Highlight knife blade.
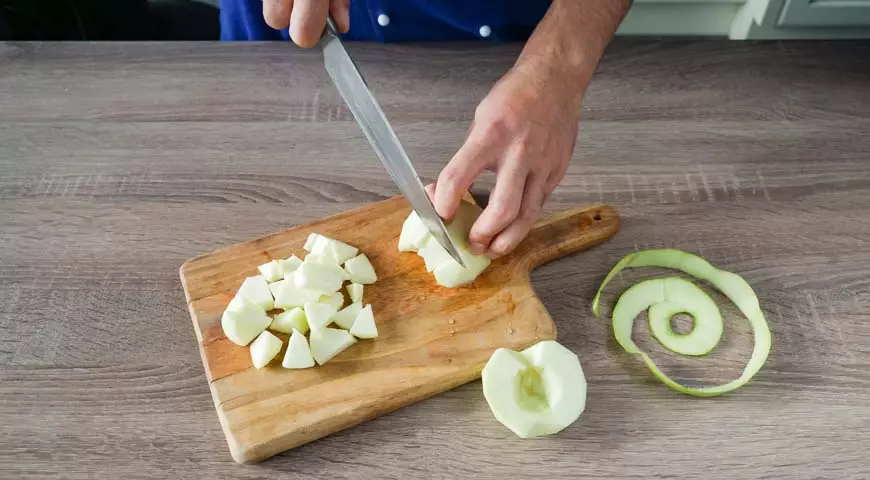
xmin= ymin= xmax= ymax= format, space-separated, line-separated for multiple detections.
xmin=319 ymin=18 xmax=465 ymax=267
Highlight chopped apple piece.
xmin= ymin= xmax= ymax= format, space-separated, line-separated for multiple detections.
xmin=309 ymin=327 xmax=356 ymax=365
xmin=310 ymin=235 xmax=359 ymax=264
xmin=294 ymin=261 xmax=345 ymax=294
xmin=331 ymin=302 xmax=362 ymax=330
xmin=303 ymin=233 xmax=321 ymax=251
xmin=226 ymin=294 xmax=257 ymax=313
xmin=398 ymin=201 xmax=491 ymax=288
xmin=398 ymin=211 xmax=430 ymax=252
xmin=349 ymin=304 xmax=378 ymax=339
xmin=304 ymin=301 xmax=339 ymax=333
xmin=347 ymin=283 xmax=363 ymax=303
xmin=267 ymin=279 xmax=285 ymax=298
xmin=304 ymin=252 xmax=338 ymax=266
xmin=282 ymin=329 xmax=315 ymax=369
xmin=257 ymin=260 xmax=283 ymax=282
xmin=221 ymin=303 xmax=272 ymax=346
xmin=274 ymin=280 xmax=322 ymax=309
xmin=250 ymin=330 xmax=282 ymax=369
xmin=237 ymin=275 xmax=274 ymax=310
xmin=320 ymin=291 xmax=345 ymax=311
xmin=344 ymin=254 xmax=377 ymax=284
xmin=270 ymin=307 xmax=309 ymax=334
xmin=481 ymin=340 xmax=587 ymax=438
xmin=278 ymin=255 xmax=302 ymax=275
xmin=418 ymin=237 xmax=455 ymax=273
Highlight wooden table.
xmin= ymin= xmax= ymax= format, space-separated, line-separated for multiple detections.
xmin=2 ymin=40 xmax=869 ymax=479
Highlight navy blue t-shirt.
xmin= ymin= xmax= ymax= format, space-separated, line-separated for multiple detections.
xmin=221 ymin=0 xmax=551 ymax=42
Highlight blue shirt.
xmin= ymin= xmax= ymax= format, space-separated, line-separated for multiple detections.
xmin=220 ymin=0 xmax=551 ymax=42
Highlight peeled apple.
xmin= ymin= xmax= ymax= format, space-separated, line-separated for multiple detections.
xmin=399 ymin=201 xmax=490 ymax=288
xmin=482 ymin=341 xmax=587 ymax=438
xmin=593 ymin=249 xmax=772 ymax=396
xmin=319 ymin=291 xmax=345 ymax=311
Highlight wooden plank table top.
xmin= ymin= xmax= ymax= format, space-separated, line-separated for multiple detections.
xmin=1 ymin=40 xmax=869 ymax=479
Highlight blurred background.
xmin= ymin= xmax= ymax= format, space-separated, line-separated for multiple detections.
xmin=2 ymin=0 xmax=869 ymax=41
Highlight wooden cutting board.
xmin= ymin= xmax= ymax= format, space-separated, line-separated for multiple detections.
xmin=180 ymin=196 xmax=619 ymax=463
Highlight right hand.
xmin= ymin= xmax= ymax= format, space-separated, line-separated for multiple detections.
xmin=263 ymin=0 xmax=350 ymax=47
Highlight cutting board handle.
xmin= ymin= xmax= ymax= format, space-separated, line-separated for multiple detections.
xmin=508 ymin=204 xmax=620 ymax=271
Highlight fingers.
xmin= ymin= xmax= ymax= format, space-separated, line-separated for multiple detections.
xmin=289 ymin=0 xmax=330 ymax=47
xmin=433 ymin=129 xmax=493 ymax=223
xmin=330 ymin=0 xmax=350 ymax=33
xmin=263 ymin=0 xmax=293 ymax=30
xmin=468 ymin=154 xmax=527 ymax=254
xmin=487 ymin=172 xmax=548 ymax=258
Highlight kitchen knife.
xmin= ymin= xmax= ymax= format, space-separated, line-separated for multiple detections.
xmin=319 ymin=18 xmax=466 ymax=268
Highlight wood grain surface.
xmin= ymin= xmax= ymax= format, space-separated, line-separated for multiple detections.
xmin=181 ymin=198 xmax=617 ymax=463
xmin=2 ymin=40 xmax=870 ymax=479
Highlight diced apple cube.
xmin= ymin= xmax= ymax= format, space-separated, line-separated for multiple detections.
xmin=294 ymin=261 xmax=345 ymax=293
xmin=344 ymin=254 xmax=377 ymax=284
xmin=331 ymin=302 xmax=362 ymax=330
xmin=418 ymin=237 xmax=455 ymax=273
xmin=310 ymin=235 xmax=359 ymax=264
xmin=303 ymin=233 xmax=321 ymax=251
xmin=304 ymin=301 xmax=339 ymax=333
xmin=257 ymin=260 xmax=284 ymax=282
xmin=282 ymin=329 xmax=315 ymax=369
xmin=250 ymin=330 xmax=282 ymax=369
xmin=349 ymin=304 xmax=378 ymax=339
xmin=347 ymin=283 xmax=363 ymax=303
xmin=278 ymin=255 xmax=302 ymax=275
xmin=270 ymin=307 xmax=309 ymax=334
xmin=398 ymin=211 xmax=430 ymax=252
xmin=237 ymin=275 xmax=274 ymax=310
xmin=221 ymin=303 xmax=271 ymax=346
xmin=309 ymin=327 xmax=356 ymax=365
xmin=268 ymin=279 xmax=285 ymax=298
xmin=274 ymin=280 xmax=323 ymax=309
xmin=319 ymin=291 xmax=345 ymax=311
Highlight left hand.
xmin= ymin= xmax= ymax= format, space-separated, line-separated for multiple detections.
xmin=428 ymin=65 xmax=585 ymax=259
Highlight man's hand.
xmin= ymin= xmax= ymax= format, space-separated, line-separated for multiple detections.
xmin=429 ymin=65 xmax=580 ymax=259
xmin=430 ymin=0 xmax=630 ymax=259
xmin=262 ymin=0 xmax=350 ymax=47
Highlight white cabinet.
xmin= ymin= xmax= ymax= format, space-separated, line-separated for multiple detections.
xmin=614 ymin=0 xmax=870 ymax=38
xmin=730 ymin=0 xmax=870 ymax=38
xmin=778 ymin=0 xmax=870 ymax=27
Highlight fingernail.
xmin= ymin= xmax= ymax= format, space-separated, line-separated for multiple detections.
xmin=469 ymin=243 xmax=486 ymax=255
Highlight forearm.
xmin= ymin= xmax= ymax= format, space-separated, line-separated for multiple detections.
xmin=514 ymin=0 xmax=631 ymax=105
